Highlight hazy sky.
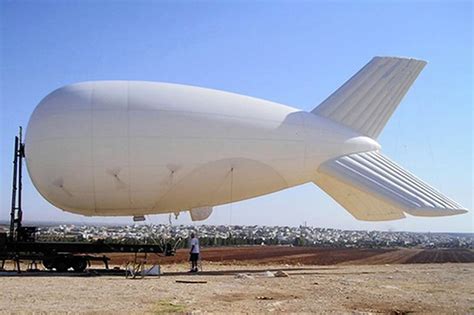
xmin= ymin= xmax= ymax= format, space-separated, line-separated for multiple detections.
xmin=1 ymin=0 xmax=472 ymax=232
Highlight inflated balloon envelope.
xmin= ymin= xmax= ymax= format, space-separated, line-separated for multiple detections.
xmin=25 ymin=56 xmax=468 ymax=221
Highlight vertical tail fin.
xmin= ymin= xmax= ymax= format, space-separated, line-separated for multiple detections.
xmin=312 ymin=56 xmax=427 ymax=139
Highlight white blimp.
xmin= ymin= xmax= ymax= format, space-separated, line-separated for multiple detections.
xmin=25 ymin=56 xmax=468 ymax=222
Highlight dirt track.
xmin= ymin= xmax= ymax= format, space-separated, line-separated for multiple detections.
xmin=106 ymin=246 xmax=474 ymax=266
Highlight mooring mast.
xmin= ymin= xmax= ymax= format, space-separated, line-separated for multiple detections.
xmin=9 ymin=127 xmax=25 ymax=242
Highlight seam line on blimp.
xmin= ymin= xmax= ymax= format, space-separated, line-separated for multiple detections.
xmin=367 ymin=60 xmax=421 ymax=137
xmin=132 ymin=108 xmax=303 ymax=126
xmin=338 ymin=155 xmax=426 ymax=208
xmin=374 ymin=152 xmax=462 ymax=209
xmin=330 ymin=159 xmax=418 ymax=208
xmin=151 ymin=160 xmax=290 ymax=212
xmin=150 ymin=161 xmax=209 ymax=211
xmin=351 ymin=153 xmax=437 ymax=208
xmin=69 ymin=80 xmax=301 ymax=112
xmin=28 ymin=136 xmax=305 ymax=143
xmin=374 ymin=152 xmax=460 ymax=208
xmin=368 ymin=151 xmax=452 ymax=208
xmin=90 ymin=83 xmax=98 ymax=213
xmin=302 ymin=113 xmax=308 ymax=174
xmin=312 ymin=149 xmax=379 ymax=165
xmin=26 ymin=156 xmax=306 ymax=169
xmin=334 ymin=59 xmax=398 ymax=122
xmin=370 ymin=60 xmax=423 ymax=137
xmin=341 ymin=59 xmax=404 ymax=129
xmin=126 ymin=81 xmax=133 ymax=211
xmin=362 ymin=152 xmax=448 ymax=208
xmin=32 ymin=108 xmax=304 ymax=127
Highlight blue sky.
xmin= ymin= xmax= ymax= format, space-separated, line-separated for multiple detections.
xmin=1 ymin=0 xmax=472 ymax=232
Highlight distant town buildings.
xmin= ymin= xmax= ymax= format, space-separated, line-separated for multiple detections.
xmin=1 ymin=224 xmax=471 ymax=249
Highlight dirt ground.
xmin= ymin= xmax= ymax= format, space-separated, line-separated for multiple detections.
xmin=0 ymin=263 xmax=473 ymax=314
xmin=107 ymin=246 xmax=474 ymax=266
xmin=1 ymin=247 xmax=473 ymax=314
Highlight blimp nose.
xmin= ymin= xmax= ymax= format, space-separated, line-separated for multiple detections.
xmin=26 ymin=83 xmax=97 ymax=148
xmin=34 ymin=82 xmax=95 ymax=115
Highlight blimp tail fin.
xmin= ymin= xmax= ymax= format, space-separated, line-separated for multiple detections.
xmin=312 ymin=56 xmax=426 ymax=139
xmin=313 ymin=151 xmax=468 ymax=221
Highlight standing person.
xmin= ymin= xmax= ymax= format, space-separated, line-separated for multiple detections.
xmin=189 ymin=232 xmax=200 ymax=272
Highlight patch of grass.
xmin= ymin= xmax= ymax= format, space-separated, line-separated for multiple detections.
xmin=152 ymin=300 xmax=186 ymax=314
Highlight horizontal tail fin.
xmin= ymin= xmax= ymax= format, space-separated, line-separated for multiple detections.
xmin=312 ymin=57 xmax=426 ymax=139
xmin=314 ymin=151 xmax=467 ymax=221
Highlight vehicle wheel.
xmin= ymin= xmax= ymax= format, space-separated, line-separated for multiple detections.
xmin=72 ymin=257 xmax=88 ymax=272
xmin=42 ymin=259 xmax=54 ymax=270
xmin=53 ymin=259 xmax=70 ymax=272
